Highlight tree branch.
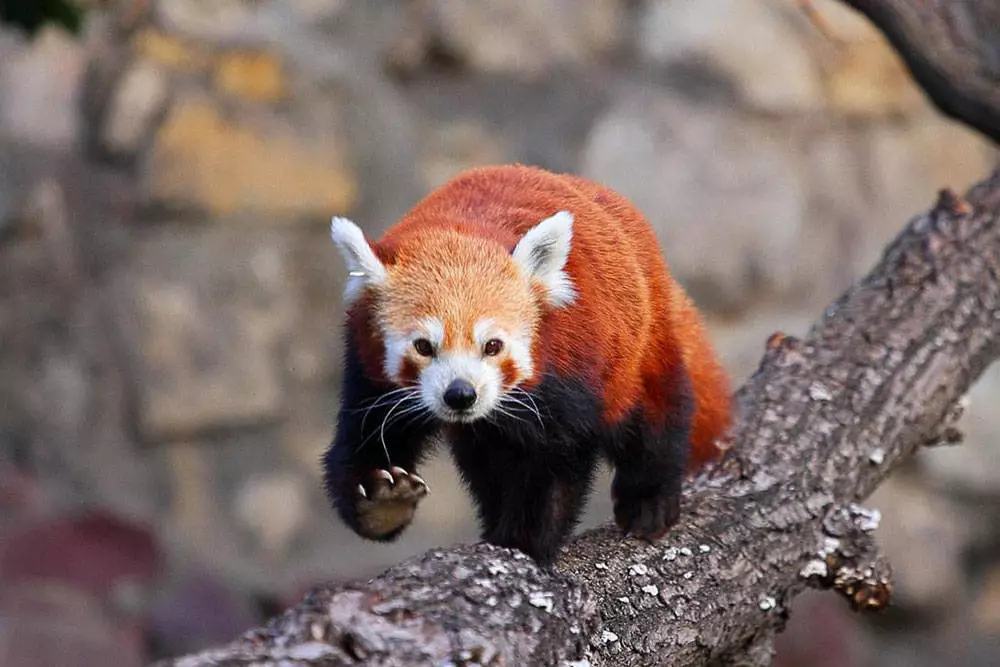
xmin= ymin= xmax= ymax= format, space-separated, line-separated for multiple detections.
xmin=147 ymin=2 xmax=1000 ymax=662
xmin=160 ymin=170 xmax=1000 ymax=666
xmin=838 ymin=0 xmax=1000 ymax=144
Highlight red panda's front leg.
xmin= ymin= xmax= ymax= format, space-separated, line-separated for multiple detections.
xmin=323 ymin=344 xmax=439 ymax=541
xmin=449 ymin=405 xmax=602 ymax=566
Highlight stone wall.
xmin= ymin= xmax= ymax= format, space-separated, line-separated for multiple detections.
xmin=1 ymin=1 xmax=998 ymax=664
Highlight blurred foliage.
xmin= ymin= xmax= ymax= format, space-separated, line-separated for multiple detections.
xmin=0 ymin=0 xmax=85 ymax=35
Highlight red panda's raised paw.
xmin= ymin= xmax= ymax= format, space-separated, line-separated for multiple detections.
xmin=354 ymin=467 xmax=429 ymax=540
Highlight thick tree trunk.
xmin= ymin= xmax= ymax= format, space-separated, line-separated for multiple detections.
xmin=161 ymin=173 xmax=1000 ymax=667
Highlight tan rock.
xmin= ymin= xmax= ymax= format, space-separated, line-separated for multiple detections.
xmin=147 ymin=98 xmax=356 ymax=217
xmin=164 ymin=442 xmax=219 ymax=539
xmin=807 ymin=0 xmax=925 ymax=116
xmin=865 ymin=114 xmax=996 ymax=226
xmin=806 ymin=0 xmax=882 ymax=42
xmin=973 ymin=565 xmax=1000 ymax=634
xmin=824 ymin=39 xmax=923 ymax=116
xmin=214 ymin=50 xmax=288 ymax=102
xmin=131 ymin=28 xmax=209 ymax=71
xmin=154 ymin=0 xmax=259 ymax=41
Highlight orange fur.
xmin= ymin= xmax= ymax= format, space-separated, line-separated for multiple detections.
xmin=355 ymin=165 xmax=731 ymax=469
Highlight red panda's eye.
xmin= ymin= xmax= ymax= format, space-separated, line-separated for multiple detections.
xmin=413 ymin=338 xmax=434 ymax=357
xmin=483 ymin=339 xmax=504 ymax=356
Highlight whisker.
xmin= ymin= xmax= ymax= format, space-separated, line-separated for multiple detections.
xmin=501 ymin=390 xmax=544 ymax=430
xmin=355 ymin=393 xmax=421 ymax=462
xmin=360 ymin=387 xmax=420 ymax=435
xmin=346 ymin=387 xmax=419 ymax=414
xmin=379 ymin=394 xmax=426 ymax=465
xmin=508 ymin=386 xmax=544 ymax=418
xmin=492 ymin=404 xmax=530 ymax=426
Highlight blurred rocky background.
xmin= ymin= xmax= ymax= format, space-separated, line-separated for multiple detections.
xmin=0 ymin=0 xmax=997 ymax=665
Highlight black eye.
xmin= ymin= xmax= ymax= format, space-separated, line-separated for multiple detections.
xmin=483 ymin=339 xmax=504 ymax=356
xmin=413 ymin=338 xmax=434 ymax=357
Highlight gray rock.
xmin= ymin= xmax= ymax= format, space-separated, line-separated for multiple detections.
xmin=154 ymin=0 xmax=263 ymax=41
xmin=923 ymin=363 xmax=1000 ymax=495
xmin=126 ymin=228 xmax=293 ymax=441
xmin=0 ymin=140 xmax=14 ymax=229
xmin=234 ymin=471 xmax=309 ymax=559
xmin=0 ymin=27 xmax=86 ymax=147
xmin=708 ymin=308 xmax=814 ymax=385
xmin=863 ymin=115 xmax=997 ymax=252
xmin=582 ymin=88 xmax=808 ymax=314
xmin=638 ymin=0 xmax=824 ymax=113
xmin=868 ymin=472 xmax=976 ymax=613
xmin=428 ymin=0 xmax=625 ymax=77
xmin=98 ymin=59 xmax=170 ymax=160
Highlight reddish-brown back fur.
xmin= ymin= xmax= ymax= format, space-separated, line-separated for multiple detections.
xmin=360 ymin=165 xmax=731 ymax=469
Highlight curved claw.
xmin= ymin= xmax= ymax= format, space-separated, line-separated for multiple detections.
xmin=409 ymin=473 xmax=430 ymax=493
xmin=375 ymin=469 xmax=394 ymax=485
xmin=356 ymin=484 xmax=368 ymax=499
xmin=390 ymin=466 xmax=409 ymax=478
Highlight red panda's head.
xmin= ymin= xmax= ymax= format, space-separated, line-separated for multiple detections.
xmin=330 ymin=212 xmax=575 ymax=422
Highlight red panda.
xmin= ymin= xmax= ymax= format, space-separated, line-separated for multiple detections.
xmin=323 ymin=164 xmax=731 ymax=565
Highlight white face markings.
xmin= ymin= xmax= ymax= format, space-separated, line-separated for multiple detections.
xmin=381 ymin=316 xmax=535 ymax=423
xmin=473 ymin=317 xmax=534 ymax=384
xmin=422 ymin=317 xmax=445 ymax=349
xmin=473 ymin=318 xmax=496 ymax=351
xmin=382 ymin=316 xmax=445 ymax=381
xmin=506 ymin=325 xmax=535 ymax=384
xmin=419 ymin=352 xmax=501 ymax=423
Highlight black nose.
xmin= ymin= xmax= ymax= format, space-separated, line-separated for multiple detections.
xmin=443 ymin=379 xmax=477 ymax=411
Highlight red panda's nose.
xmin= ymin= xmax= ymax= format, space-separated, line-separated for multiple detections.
xmin=443 ymin=379 xmax=477 ymax=411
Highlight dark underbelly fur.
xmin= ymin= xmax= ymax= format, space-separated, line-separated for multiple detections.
xmin=324 ymin=339 xmax=693 ymax=565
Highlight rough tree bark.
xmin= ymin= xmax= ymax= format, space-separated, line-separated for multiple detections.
xmin=160 ymin=2 xmax=1000 ymax=665
xmin=161 ymin=171 xmax=1000 ymax=667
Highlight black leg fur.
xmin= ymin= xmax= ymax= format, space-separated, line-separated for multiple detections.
xmin=323 ymin=336 xmax=438 ymax=541
xmin=605 ymin=367 xmax=694 ymax=540
xmin=449 ymin=375 xmax=603 ymax=565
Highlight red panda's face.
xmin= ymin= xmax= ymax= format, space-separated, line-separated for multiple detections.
xmin=376 ymin=231 xmax=539 ymax=423
xmin=331 ymin=211 xmax=575 ymax=423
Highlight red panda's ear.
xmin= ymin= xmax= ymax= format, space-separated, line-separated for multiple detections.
xmin=512 ymin=210 xmax=576 ymax=308
xmin=330 ymin=216 xmax=387 ymax=305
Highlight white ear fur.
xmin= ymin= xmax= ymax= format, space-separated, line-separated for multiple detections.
xmin=330 ymin=216 xmax=387 ymax=304
xmin=512 ymin=210 xmax=576 ymax=308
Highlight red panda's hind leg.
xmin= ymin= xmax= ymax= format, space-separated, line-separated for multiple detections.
xmin=607 ymin=367 xmax=694 ymax=541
